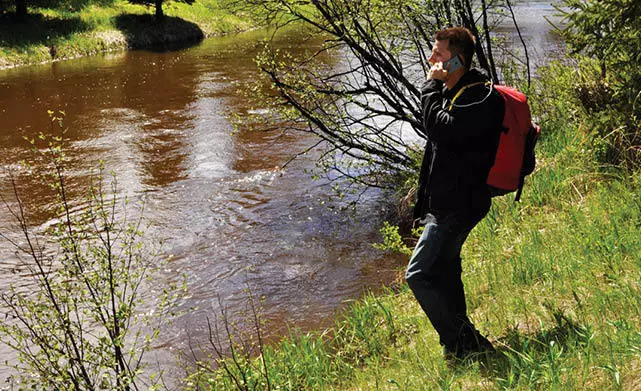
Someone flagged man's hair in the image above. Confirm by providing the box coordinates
[434,27,476,69]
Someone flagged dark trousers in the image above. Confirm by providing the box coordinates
[405,209,487,351]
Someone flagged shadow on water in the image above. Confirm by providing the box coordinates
[114,14,204,51]
[0,13,90,47]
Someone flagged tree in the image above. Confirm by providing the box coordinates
[233,0,529,193]
[15,0,26,18]
[555,0,641,169]
[556,0,641,105]
[556,0,641,80]
[128,0,195,21]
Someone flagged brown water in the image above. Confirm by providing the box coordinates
[0,27,404,385]
[0,3,561,385]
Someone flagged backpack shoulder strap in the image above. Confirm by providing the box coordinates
[514,123,541,202]
[448,81,492,111]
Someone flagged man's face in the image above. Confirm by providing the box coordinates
[429,39,452,65]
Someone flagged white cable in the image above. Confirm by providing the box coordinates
[451,82,494,109]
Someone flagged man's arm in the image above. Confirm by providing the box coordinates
[422,79,494,147]
[421,79,460,144]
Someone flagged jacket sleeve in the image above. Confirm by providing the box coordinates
[420,79,477,147]
[412,144,431,222]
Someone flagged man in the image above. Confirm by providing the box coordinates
[405,27,505,359]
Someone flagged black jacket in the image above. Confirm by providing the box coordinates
[413,68,505,221]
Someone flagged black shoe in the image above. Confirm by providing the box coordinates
[443,332,495,362]
[443,345,465,367]
[467,331,495,354]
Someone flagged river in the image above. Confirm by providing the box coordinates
[0,2,562,387]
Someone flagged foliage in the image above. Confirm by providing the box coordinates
[555,0,641,170]
[184,287,410,391]
[373,221,417,257]
[0,0,254,69]
[0,112,183,390]
[226,0,530,193]
[555,0,641,80]
[183,290,273,391]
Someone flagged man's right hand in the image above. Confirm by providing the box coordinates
[428,62,449,81]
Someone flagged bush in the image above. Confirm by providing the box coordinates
[0,112,183,390]
[556,0,641,170]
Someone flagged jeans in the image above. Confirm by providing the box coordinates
[405,209,487,351]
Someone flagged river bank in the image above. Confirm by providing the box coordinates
[0,0,258,69]
[6,1,639,388]
[186,58,641,389]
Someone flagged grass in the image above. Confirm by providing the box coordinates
[0,0,258,69]
[185,62,641,390]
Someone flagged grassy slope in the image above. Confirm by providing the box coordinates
[0,0,256,69]
[189,63,641,390]
[341,134,641,390]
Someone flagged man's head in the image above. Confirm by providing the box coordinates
[429,27,476,70]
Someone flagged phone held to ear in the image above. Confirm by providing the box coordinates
[443,55,464,73]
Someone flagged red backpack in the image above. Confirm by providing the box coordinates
[490,85,540,201]
[450,83,541,201]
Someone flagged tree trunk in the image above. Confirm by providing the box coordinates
[155,0,163,21]
[15,0,27,18]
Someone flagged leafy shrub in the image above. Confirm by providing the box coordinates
[556,0,641,170]
[0,113,183,390]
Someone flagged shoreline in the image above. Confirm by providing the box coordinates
[0,29,243,71]
[0,2,259,71]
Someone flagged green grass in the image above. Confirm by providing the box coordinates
[0,0,257,68]
[185,61,641,390]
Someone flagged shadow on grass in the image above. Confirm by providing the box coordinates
[114,14,204,51]
[473,310,591,384]
[0,13,90,48]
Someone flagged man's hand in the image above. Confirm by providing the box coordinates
[428,62,448,81]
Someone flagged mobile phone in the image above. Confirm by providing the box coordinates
[443,55,464,73]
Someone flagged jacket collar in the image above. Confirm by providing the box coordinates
[443,68,489,98]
